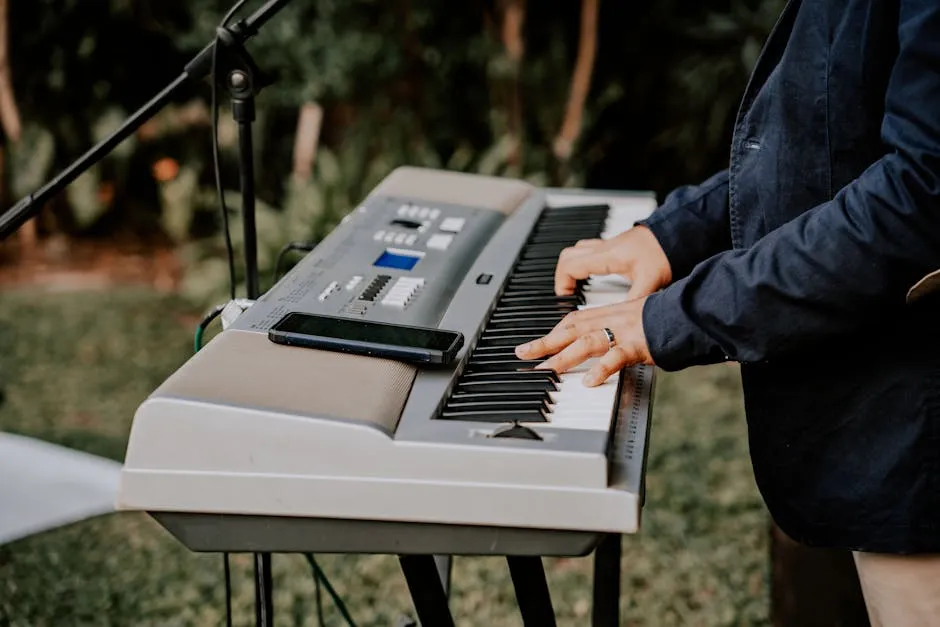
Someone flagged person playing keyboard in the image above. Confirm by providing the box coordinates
[515,2,940,625]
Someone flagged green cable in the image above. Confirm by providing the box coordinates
[194,325,205,353]
[304,554,358,627]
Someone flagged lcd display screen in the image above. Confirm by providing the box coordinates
[374,249,422,270]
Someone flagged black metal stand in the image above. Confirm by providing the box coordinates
[507,556,557,627]
[400,555,456,627]
[592,534,622,627]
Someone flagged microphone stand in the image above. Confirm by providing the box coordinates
[0,0,295,624]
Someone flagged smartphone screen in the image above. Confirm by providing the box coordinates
[268,312,464,364]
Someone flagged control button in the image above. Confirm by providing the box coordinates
[398,204,410,216]
[418,207,430,218]
[390,219,422,230]
[394,233,407,244]
[427,233,454,250]
[384,232,396,243]
[407,206,420,218]
[346,275,363,290]
[405,235,417,246]
[429,208,441,220]
[476,273,493,285]
[374,230,385,241]
[317,280,340,301]
[419,221,431,233]
[440,217,466,233]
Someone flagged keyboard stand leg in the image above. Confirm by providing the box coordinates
[254,552,274,627]
[399,555,456,627]
[507,556,557,627]
[434,555,452,596]
[592,534,622,627]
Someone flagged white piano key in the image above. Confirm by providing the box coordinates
[538,201,653,433]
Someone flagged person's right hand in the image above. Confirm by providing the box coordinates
[554,225,673,299]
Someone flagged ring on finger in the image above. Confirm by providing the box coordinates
[602,327,616,350]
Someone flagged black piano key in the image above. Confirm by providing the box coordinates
[490,303,577,314]
[456,379,559,393]
[498,295,583,306]
[465,359,545,371]
[460,369,560,383]
[467,351,521,361]
[481,326,556,337]
[447,390,555,414]
[445,399,549,413]
[477,337,543,348]
[439,409,548,423]
[488,312,567,322]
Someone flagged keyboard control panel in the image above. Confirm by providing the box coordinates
[231,196,505,332]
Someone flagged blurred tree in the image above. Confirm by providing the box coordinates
[3,0,786,299]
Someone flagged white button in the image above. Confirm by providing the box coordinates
[407,206,420,218]
[427,234,454,250]
[440,217,466,233]
[405,235,417,245]
[374,230,385,241]
[384,233,396,243]
[418,207,430,218]
[429,208,440,220]
[398,205,409,215]
[394,233,407,244]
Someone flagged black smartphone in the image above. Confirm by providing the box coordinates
[268,312,464,365]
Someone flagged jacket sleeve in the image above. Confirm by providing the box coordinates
[642,0,940,371]
[635,169,732,281]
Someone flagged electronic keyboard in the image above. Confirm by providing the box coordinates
[115,166,658,558]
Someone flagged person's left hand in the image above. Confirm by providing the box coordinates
[514,297,654,387]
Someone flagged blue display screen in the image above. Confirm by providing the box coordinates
[374,249,422,270]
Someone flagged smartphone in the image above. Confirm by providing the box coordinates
[268,312,464,365]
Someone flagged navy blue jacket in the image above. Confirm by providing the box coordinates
[639,0,940,552]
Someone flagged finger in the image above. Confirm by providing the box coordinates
[584,346,633,387]
[574,238,604,249]
[514,321,578,360]
[555,249,617,296]
[538,328,612,374]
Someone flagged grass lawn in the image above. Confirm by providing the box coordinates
[0,286,770,626]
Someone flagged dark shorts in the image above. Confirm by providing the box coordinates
[740,301,940,554]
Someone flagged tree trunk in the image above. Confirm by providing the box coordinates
[0,0,33,254]
[553,0,599,171]
[770,522,871,627]
[292,103,323,183]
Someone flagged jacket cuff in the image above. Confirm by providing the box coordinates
[641,284,727,371]
[636,209,707,281]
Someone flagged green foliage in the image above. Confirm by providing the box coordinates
[7,0,785,303]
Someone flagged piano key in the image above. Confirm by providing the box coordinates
[477,335,544,348]
[445,399,550,413]
[456,379,559,393]
[459,369,560,383]
[489,303,577,314]
[450,391,553,404]
[481,326,557,336]
[465,359,545,372]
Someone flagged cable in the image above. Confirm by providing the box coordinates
[211,0,252,301]
[194,303,226,352]
[271,241,316,286]
[304,554,358,627]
